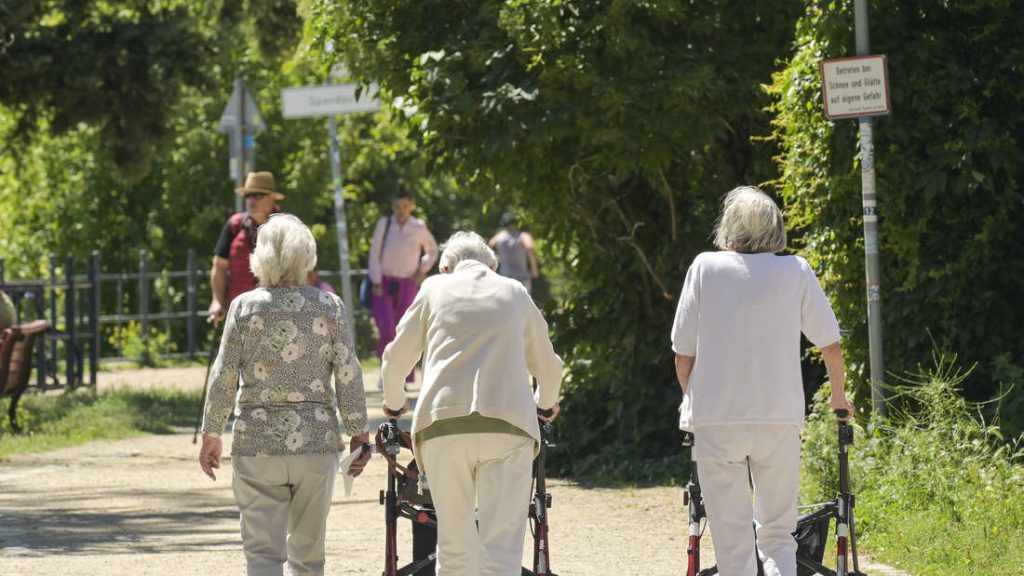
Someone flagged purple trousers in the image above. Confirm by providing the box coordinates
[372,275,418,382]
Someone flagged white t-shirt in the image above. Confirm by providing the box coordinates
[671,251,841,430]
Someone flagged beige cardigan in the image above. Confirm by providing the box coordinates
[381,260,563,444]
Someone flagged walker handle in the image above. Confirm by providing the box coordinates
[377,418,403,456]
[536,408,556,446]
[834,409,854,446]
[681,431,695,447]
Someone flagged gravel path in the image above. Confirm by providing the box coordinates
[0,367,909,575]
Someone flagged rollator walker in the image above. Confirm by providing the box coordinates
[377,408,558,576]
[683,409,867,576]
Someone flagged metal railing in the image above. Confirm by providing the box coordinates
[0,252,101,390]
[0,249,367,389]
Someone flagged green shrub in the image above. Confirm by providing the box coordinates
[307,0,804,483]
[769,1,1024,412]
[801,355,1024,574]
[0,388,201,459]
[991,354,1024,442]
[108,321,177,367]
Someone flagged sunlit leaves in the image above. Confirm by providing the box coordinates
[304,0,803,481]
[768,0,1024,407]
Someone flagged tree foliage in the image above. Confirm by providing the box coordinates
[306,0,802,480]
[768,0,1024,409]
[0,1,216,181]
[0,0,487,360]
[6,0,1019,481]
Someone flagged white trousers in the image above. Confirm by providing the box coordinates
[232,452,339,576]
[417,433,536,576]
[694,424,801,576]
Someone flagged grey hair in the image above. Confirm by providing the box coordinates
[713,186,787,254]
[439,231,498,271]
[249,213,317,287]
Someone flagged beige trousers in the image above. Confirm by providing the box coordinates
[417,433,536,576]
[231,452,339,576]
[694,424,801,576]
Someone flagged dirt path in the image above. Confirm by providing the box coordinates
[0,367,910,575]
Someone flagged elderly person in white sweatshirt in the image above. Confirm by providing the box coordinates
[199,213,370,576]
[381,231,563,576]
[672,186,854,576]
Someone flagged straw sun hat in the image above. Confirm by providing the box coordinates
[235,171,285,200]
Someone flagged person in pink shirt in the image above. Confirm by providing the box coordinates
[368,186,439,380]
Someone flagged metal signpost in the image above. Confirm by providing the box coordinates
[281,81,380,337]
[281,83,380,118]
[821,0,890,417]
[217,77,266,212]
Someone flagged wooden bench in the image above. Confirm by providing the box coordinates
[0,320,47,433]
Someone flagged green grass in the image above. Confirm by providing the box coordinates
[99,356,208,371]
[0,388,201,460]
[801,355,1024,575]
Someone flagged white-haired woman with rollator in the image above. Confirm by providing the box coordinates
[381,231,563,576]
[198,213,371,576]
[671,186,854,576]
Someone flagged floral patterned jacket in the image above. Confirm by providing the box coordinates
[201,286,368,457]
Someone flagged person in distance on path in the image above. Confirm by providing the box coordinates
[208,171,284,326]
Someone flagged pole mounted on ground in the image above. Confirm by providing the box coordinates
[853,0,887,418]
[218,76,266,213]
[820,1,891,418]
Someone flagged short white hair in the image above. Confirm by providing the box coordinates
[439,231,498,271]
[249,213,317,287]
[713,186,787,254]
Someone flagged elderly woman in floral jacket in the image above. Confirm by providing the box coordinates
[199,213,370,576]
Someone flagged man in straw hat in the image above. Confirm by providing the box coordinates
[208,171,284,325]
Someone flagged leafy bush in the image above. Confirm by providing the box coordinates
[108,321,177,367]
[307,0,803,482]
[991,354,1024,442]
[769,1,1024,410]
[801,355,1024,574]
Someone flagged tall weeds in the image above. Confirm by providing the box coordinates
[801,353,1024,575]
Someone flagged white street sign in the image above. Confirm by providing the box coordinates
[820,55,890,120]
[281,83,380,119]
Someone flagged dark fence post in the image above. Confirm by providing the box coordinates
[34,287,45,388]
[139,250,150,365]
[186,248,197,359]
[0,256,5,284]
[161,269,173,354]
[65,254,77,389]
[89,251,101,386]
[48,253,57,385]
[116,275,124,358]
